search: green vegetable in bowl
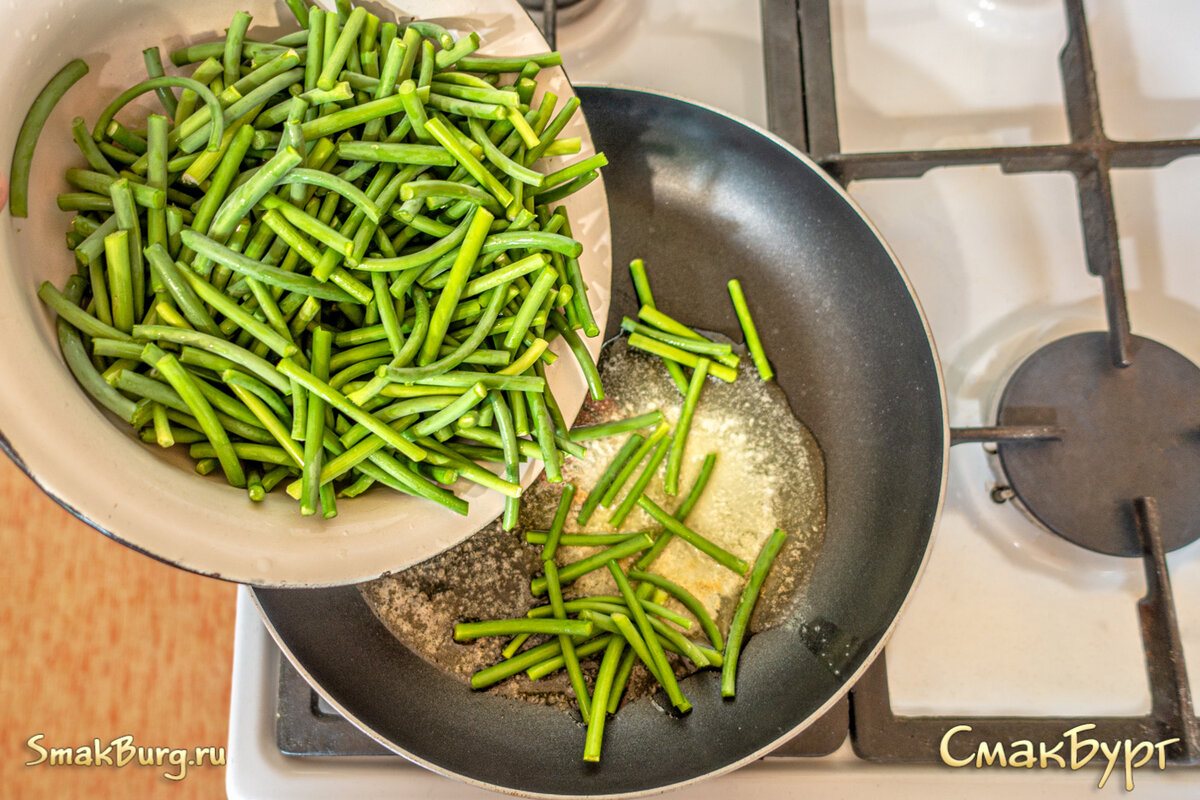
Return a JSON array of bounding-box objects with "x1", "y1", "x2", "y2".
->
[
  {"x1": 11, "y1": 59, "x2": 90, "y2": 217},
  {"x1": 23, "y1": 1, "x2": 608, "y2": 518}
]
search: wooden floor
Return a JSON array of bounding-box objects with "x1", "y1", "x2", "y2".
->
[{"x1": 0, "y1": 457, "x2": 236, "y2": 799}]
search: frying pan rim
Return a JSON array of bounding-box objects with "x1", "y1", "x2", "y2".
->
[{"x1": 253, "y1": 84, "x2": 952, "y2": 798}]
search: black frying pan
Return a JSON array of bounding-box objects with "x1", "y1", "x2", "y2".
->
[{"x1": 254, "y1": 86, "x2": 948, "y2": 796}]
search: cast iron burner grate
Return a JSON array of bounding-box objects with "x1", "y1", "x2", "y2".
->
[
  {"x1": 996, "y1": 332, "x2": 1200, "y2": 556},
  {"x1": 763, "y1": 0, "x2": 1200, "y2": 765}
]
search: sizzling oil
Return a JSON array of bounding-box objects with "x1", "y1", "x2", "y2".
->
[{"x1": 360, "y1": 338, "x2": 826, "y2": 710}]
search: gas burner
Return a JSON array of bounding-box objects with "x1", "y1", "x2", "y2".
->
[{"x1": 995, "y1": 331, "x2": 1200, "y2": 556}]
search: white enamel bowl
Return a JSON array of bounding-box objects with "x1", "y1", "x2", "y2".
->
[{"x1": 0, "y1": 0, "x2": 610, "y2": 586}]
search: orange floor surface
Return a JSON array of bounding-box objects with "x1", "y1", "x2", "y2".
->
[{"x1": 0, "y1": 457, "x2": 236, "y2": 799}]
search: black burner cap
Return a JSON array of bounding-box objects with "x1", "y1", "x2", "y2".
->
[{"x1": 996, "y1": 332, "x2": 1200, "y2": 556}]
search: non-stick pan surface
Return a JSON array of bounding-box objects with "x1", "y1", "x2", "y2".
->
[{"x1": 254, "y1": 87, "x2": 948, "y2": 797}]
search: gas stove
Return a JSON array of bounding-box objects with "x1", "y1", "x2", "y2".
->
[{"x1": 227, "y1": 1, "x2": 1200, "y2": 796}]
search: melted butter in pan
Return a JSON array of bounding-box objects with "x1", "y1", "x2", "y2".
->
[{"x1": 360, "y1": 338, "x2": 826, "y2": 710}]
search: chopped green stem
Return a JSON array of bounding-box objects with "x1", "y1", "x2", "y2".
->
[
  {"x1": 629, "y1": 258, "x2": 655, "y2": 309},
  {"x1": 664, "y1": 360, "x2": 690, "y2": 395},
  {"x1": 224, "y1": 11, "x2": 253, "y2": 89},
  {"x1": 605, "y1": 611, "x2": 663, "y2": 686},
  {"x1": 536, "y1": 152, "x2": 607, "y2": 192},
  {"x1": 524, "y1": 96, "x2": 579, "y2": 165},
  {"x1": 501, "y1": 267, "x2": 557, "y2": 351},
  {"x1": 570, "y1": 411, "x2": 663, "y2": 443},
  {"x1": 529, "y1": 533, "x2": 653, "y2": 597},
  {"x1": 52, "y1": 278, "x2": 140, "y2": 423},
  {"x1": 608, "y1": 433, "x2": 672, "y2": 528},
  {"x1": 495, "y1": 337, "x2": 548, "y2": 377},
  {"x1": 727, "y1": 279, "x2": 774, "y2": 381},
  {"x1": 461, "y1": 254, "x2": 547, "y2": 299},
  {"x1": 583, "y1": 633, "x2": 624, "y2": 762},
  {"x1": 149, "y1": 347, "x2": 245, "y2": 487},
  {"x1": 554, "y1": 210, "x2": 600, "y2": 337},
  {"x1": 527, "y1": 388, "x2": 560, "y2": 482},
  {"x1": 543, "y1": 559, "x2": 591, "y2": 719},
  {"x1": 636, "y1": 304, "x2": 707, "y2": 342},
  {"x1": 38, "y1": 281, "x2": 133, "y2": 343},
  {"x1": 409, "y1": 383, "x2": 487, "y2": 437},
  {"x1": 524, "y1": 633, "x2": 616, "y2": 682},
  {"x1": 221, "y1": 369, "x2": 292, "y2": 422},
  {"x1": 336, "y1": 141, "x2": 455, "y2": 166},
  {"x1": 133, "y1": 325, "x2": 290, "y2": 393},
  {"x1": 370, "y1": 211, "x2": 473, "y2": 273},
  {"x1": 621, "y1": 317, "x2": 734, "y2": 359},
  {"x1": 276, "y1": 358, "x2": 426, "y2": 463},
  {"x1": 466, "y1": 116, "x2": 544, "y2": 187},
  {"x1": 95, "y1": 76, "x2": 225, "y2": 154},
  {"x1": 541, "y1": 482, "x2": 575, "y2": 561},
  {"x1": 396, "y1": 178, "x2": 503, "y2": 216},
  {"x1": 535, "y1": 170, "x2": 599, "y2": 205},
  {"x1": 549, "y1": 311, "x2": 603, "y2": 401},
  {"x1": 12, "y1": 59, "x2": 90, "y2": 217},
  {"x1": 665, "y1": 358, "x2": 709, "y2": 495},
  {"x1": 607, "y1": 648, "x2": 637, "y2": 714},
  {"x1": 300, "y1": 326, "x2": 332, "y2": 515},
  {"x1": 411, "y1": 436, "x2": 520, "y2": 497},
  {"x1": 278, "y1": 168, "x2": 382, "y2": 222},
  {"x1": 182, "y1": 230, "x2": 356, "y2": 302},
  {"x1": 627, "y1": 333, "x2": 738, "y2": 383},
  {"x1": 103, "y1": 230, "x2": 134, "y2": 333},
  {"x1": 637, "y1": 496, "x2": 749, "y2": 575},
  {"x1": 524, "y1": 531, "x2": 643, "y2": 547},
  {"x1": 629, "y1": 569, "x2": 724, "y2": 651},
  {"x1": 228, "y1": 384, "x2": 303, "y2": 467},
  {"x1": 607, "y1": 563, "x2": 690, "y2": 712},
  {"x1": 599, "y1": 423, "x2": 667, "y2": 508},
  {"x1": 471, "y1": 634, "x2": 594, "y2": 690},
  {"x1": 300, "y1": 93, "x2": 407, "y2": 140},
  {"x1": 455, "y1": 53, "x2": 562, "y2": 73},
  {"x1": 382, "y1": 285, "x2": 507, "y2": 383},
  {"x1": 453, "y1": 617, "x2": 591, "y2": 642},
  {"x1": 419, "y1": 206, "x2": 493, "y2": 364},
  {"x1": 64, "y1": 168, "x2": 165, "y2": 209},
  {"x1": 179, "y1": 263, "x2": 298, "y2": 357},
  {"x1": 415, "y1": 370, "x2": 543, "y2": 392},
  {"x1": 424, "y1": 116, "x2": 513, "y2": 207},
  {"x1": 206, "y1": 147, "x2": 304, "y2": 243},
  {"x1": 317, "y1": 6, "x2": 367, "y2": 90},
  {"x1": 722, "y1": 528, "x2": 788, "y2": 697},
  {"x1": 576, "y1": 434, "x2": 644, "y2": 526},
  {"x1": 673, "y1": 452, "x2": 716, "y2": 522},
  {"x1": 70, "y1": 116, "x2": 118, "y2": 177}
]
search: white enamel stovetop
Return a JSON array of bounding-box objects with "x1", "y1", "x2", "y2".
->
[{"x1": 227, "y1": 1, "x2": 1200, "y2": 797}]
